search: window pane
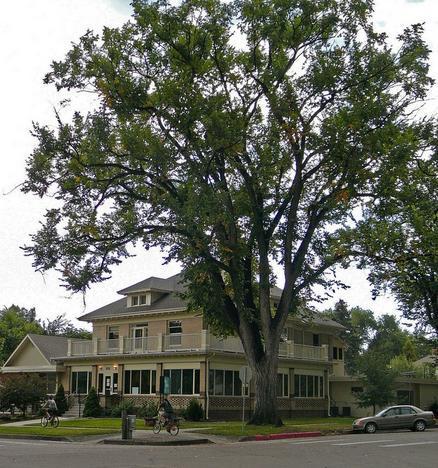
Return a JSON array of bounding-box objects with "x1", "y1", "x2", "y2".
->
[
  {"x1": 98, "y1": 373, "x2": 103, "y2": 393},
  {"x1": 194, "y1": 369, "x2": 200, "y2": 394},
  {"x1": 339, "y1": 348, "x2": 343, "y2": 360},
  {"x1": 308, "y1": 375, "x2": 314, "y2": 397},
  {"x1": 214, "y1": 370, "x2": 224, "y2": 395},
  {"x1": 208, "y1": 370, "x2": 215, "y2": 394},
  {"x1": 284, "y1": 374, "x2": 289, "y2": 397},
  {"x1": 313, "y1": 334, "x2": 320, "y2": 346},
  {"x1": 233, "y1": 371, "x2": 242, "y2": 396},
  {"x1": 277, "y1": 374, "x2": 282, "y2": 397},
  {"x1": 108, "y1": 326, "x2": 119, "y2": 339},
  {"x1": 171, "y1": 369, "x2": 182, "y2": 394},
  {"x1": 169, "y1": 320, "x2": 182, "y2": 333},
  {"x1": 141, "y1": 370, "x2": 150, "y2": 394},
  {"x1": 124, "y1": 371, "x2": 131, "y2": 394},
  {"x1": 332, "y1": 347, "x2": 338, "y2": 359},
  {"x1": 225, "y1": 371, "x2": 233, "y2": 396},
  {"x1": 131, "y1": 370, "x2": 140, "y2": 394},
  {"x1": 300, "y1": 375, "x2": 306, "y2": 397},
  {"x1": 294, "y1": 375, "x2": 299, "y2": 397},
  {"x1": 182, "y1": 369, "x2": 194, "y2": 394},
  {"x1": 151, "y1": 370, "x2": 156, "y2": 394},
  {"x1": 320, "y1": 376, "x2": 324, "y2": 397}
]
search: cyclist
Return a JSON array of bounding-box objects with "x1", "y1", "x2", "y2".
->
[
  {"x1": 158, "y1": 395, "x2": 174, "y2": 432},
  {"x1": 42, "y1": 395, "x2": 58, "y2": 422}
]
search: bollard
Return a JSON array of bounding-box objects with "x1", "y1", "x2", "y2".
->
[{"x1": 121, "y1": 410, "x2": 129, "y2": 440}]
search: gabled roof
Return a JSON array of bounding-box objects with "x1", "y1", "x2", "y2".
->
[
  {"x1": 2, "y1": 334, "x2": 68, "y2": 368},
  {"x1": 27, "y1": 334, "x2": 68, "y2": 361}
]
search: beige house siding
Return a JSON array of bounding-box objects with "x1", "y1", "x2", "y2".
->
[{"x1": 6, "y1": 340, "x2": 48, "y2": 367}]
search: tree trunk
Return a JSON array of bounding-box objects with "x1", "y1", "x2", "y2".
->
[{"x1": 248, "y1": 354, "x2": 282, "y2": 426}]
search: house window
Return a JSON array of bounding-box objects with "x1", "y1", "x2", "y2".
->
[
  {"x1": 131, "y1": 296, "x2": 139, "y2": 306},
  {"x1": 124, "y1": 369, "x2": 156, "y2": 394},
  {"x1": 108, "y1": 326, "x2": 119, "y2": 340},
  {"x1": 332, "y1": 347, "x2": 343, "y2": 360},
  {"x1": 71, "y1": 371, "x2": 92, "y2": 394},
  {"x1": 294, "y1": 374, "x2": 323, "y2": 398},
  {"x1": 351, "y1": 386, "x2": 363, "y2": 394},
  {"x1": 139, "y1": 294, "x2": 147, "y2": 305},
  {"x1": 208, "y1": 369, "x2": 243, "y2": 396},
  {"x1": 163, "y1": 369, "x2": 200, "y2": 395},
  {"x1": 168, "y1": 320, "x2": 182, "y2": 346},
  {"x1": 313, "y1": 334, "x2": 320, "y2": 347},
  {"x1": 277, "y1": 373, "x2": 289, "y2": 397}
]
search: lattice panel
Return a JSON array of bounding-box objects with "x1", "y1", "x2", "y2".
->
[
  {"x1": 293, "y1": 398, "x2": 326, "y2": 409},
  {"x1": 209, "y1": 396, "x2": 243, "y2": 409}
]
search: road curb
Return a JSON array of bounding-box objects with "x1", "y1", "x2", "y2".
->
[
  {"x1": 0, "y1": 434, "x2": 73, "y2": 442},
  {"x1": 240, "y1": 431, "x2": 322, "y2": 442},
  {"x1": 100, "y1": 438, "x2": 213, "y2": 446}
]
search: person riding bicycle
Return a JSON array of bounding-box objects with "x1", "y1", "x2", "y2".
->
[
  {"x1": 158, "y1": 395, "x2": 174, "y2": 431},
  {"x1": 42, "y1": 395, "x2": 58, "y2": 421}
]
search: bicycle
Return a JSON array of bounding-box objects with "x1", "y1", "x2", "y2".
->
[
  {"x1": 41, "y1": 412, "x2": 59, "y2": 428},
  {"x1": 152, "y1": 415, "x2": 179, "y2": 436}
]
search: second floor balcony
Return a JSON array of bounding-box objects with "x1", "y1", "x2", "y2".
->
[{"x1": 67, "y1": 331, "x2": 329, "y2": 362}]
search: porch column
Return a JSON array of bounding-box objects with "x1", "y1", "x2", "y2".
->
[
  {"x1": 91, "y1": 365, "x2": 98, "y2": 389},
  {"x1": 118, "y1": 364, "x2": 124, "y2": 395}
]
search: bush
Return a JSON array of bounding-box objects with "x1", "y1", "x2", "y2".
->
[
  {"x1": 137, "y1": 401, "x2": 158, "y2": 418},
  {"x1": 183, "y1": 399, "x2": 203, "y2": 421},
  {"x1": 429, "y1": 398, "x2": 438, "y2": 417},
  {"x1": 83, "y1": 387, "x2": 102, "y2": 417},
  {"x1": 110, "y1": 400, "x2": 135, "y2": 417},
  {"x1": 54, "y1": 384, "x2": 68, "y2": 415},
  {"x1": 0, "y1": 374, "x2": 46, "y2": 416}
]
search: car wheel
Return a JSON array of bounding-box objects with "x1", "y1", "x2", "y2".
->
[
  {"x1": 364, "y1": 422, "x2": 377, "y2": 434},
  {"x1": 414, "y1": 420, "x2": 426, "y2": 432}
]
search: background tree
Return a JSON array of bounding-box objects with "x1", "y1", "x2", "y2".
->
[
  {"x1": 42, "y1": 314, "x2": 92, "y2": 340},
  {"x1": 355, "y1": 353, "x2": 396, "y2": 414},
  {"x1": 353, "y1": 152, "x2": 438, "y2": 336},
  {"x1": 0, "y1": 374, "x2": 46, "y2": 416},
  {"x1": 0, "y1": 306, "x2": 42, "y2": 365},
  {"x1": 323, "y1": 300, "x2": 376, "y2": 374},
  {"x1": 83, "y1": 387, "x2": 102, "y2": 417},
  {"x1": 54, "y1": 383, "x2": 68, "y2": 415},
  {"x1": 22, "y1": 0, "x2": 433, "y2": 424}
]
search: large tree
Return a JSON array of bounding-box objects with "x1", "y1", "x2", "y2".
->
[{"x1": 23, "y1": 0, "x2": 433, "y2": 424}]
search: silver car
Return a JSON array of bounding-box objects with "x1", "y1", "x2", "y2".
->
[{"x1": 353, "y1": 405, "x2": 436, "y2": 434}]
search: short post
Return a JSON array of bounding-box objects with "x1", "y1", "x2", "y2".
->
[{"x1": 121, "y1": 410, "x2": 128, "y2": 440}]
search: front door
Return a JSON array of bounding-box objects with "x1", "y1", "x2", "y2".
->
[{"x1": 99, "y1": 368, "x2": 119, "y2": 395}]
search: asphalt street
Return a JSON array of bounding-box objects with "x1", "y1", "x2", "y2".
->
[{"x1": 0, "y1": 430, "x2": 437, "y2": 468}]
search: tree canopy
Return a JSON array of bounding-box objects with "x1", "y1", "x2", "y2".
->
[{"x1": 22, "y1": 0, "x2": 434, "y2": 424}]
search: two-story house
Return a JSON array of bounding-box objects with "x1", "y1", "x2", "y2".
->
[{"x1": 51, "y1": 273, "x2": 345, "y2": 419}]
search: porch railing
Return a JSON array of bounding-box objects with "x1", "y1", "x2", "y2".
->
[{"x1": 68, "y1": 333, "x2": 328, "y2": 361}]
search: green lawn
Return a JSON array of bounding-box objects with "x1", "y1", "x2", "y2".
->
[
  {"x1": 51, "y1": 416, "x2": 354, "y2": 437},
  {"x1": 0, "y1": 425, "x2": 119, "y2": 438}
]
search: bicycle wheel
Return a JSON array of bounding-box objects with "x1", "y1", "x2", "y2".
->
[
  {"x1": 152, "y1": 422, "x2": 161, "y2": 434},
  {"x1": 169, "y1": 424, "x2": 179, "y2": 436},
  {"x1": 51, "y1": 416, "x2": 59, "y2": 428},
  {"x1": 40, "y1": 416, "x2": 48, "y2": 427}
]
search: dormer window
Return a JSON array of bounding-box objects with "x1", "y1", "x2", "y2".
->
[{"x1": 129, "y1": 293, "x2": 151, "y2": 307}]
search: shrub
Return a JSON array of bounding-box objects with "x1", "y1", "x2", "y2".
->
[
  {"x1": 429, "y1": 398, "x2": 438, "y2": 417},
  {"x1": 137, "y1": 401, "x2": 158, "y2": 418},
  {"x1": 184, "y1": 399, "x2": 203, "y2": 421},
  {"x1": 83, "y1": 387, "x2": 102, "y2": 417},
  {"x1": 110, "y1": 400, "x2": 135, "y2": 417},
  {"x1": 54, "y1": 384, "x2": 68, "y2": 415},
  {"x1": 0, "y1": 374, "x2": 46, "y2": 416}
]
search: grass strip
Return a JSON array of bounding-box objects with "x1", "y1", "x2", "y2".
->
[{"x1": 0, "y1": 426, "x2": 119, "y2": 437}]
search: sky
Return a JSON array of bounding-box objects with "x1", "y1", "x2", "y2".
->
[{"x1": 0, "y1": 0, "x2": 437, "y2": 329}]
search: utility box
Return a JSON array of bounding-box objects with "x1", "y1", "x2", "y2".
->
[{"x1": 127, "y1": 415, "x2": 136, "y2": 432}]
